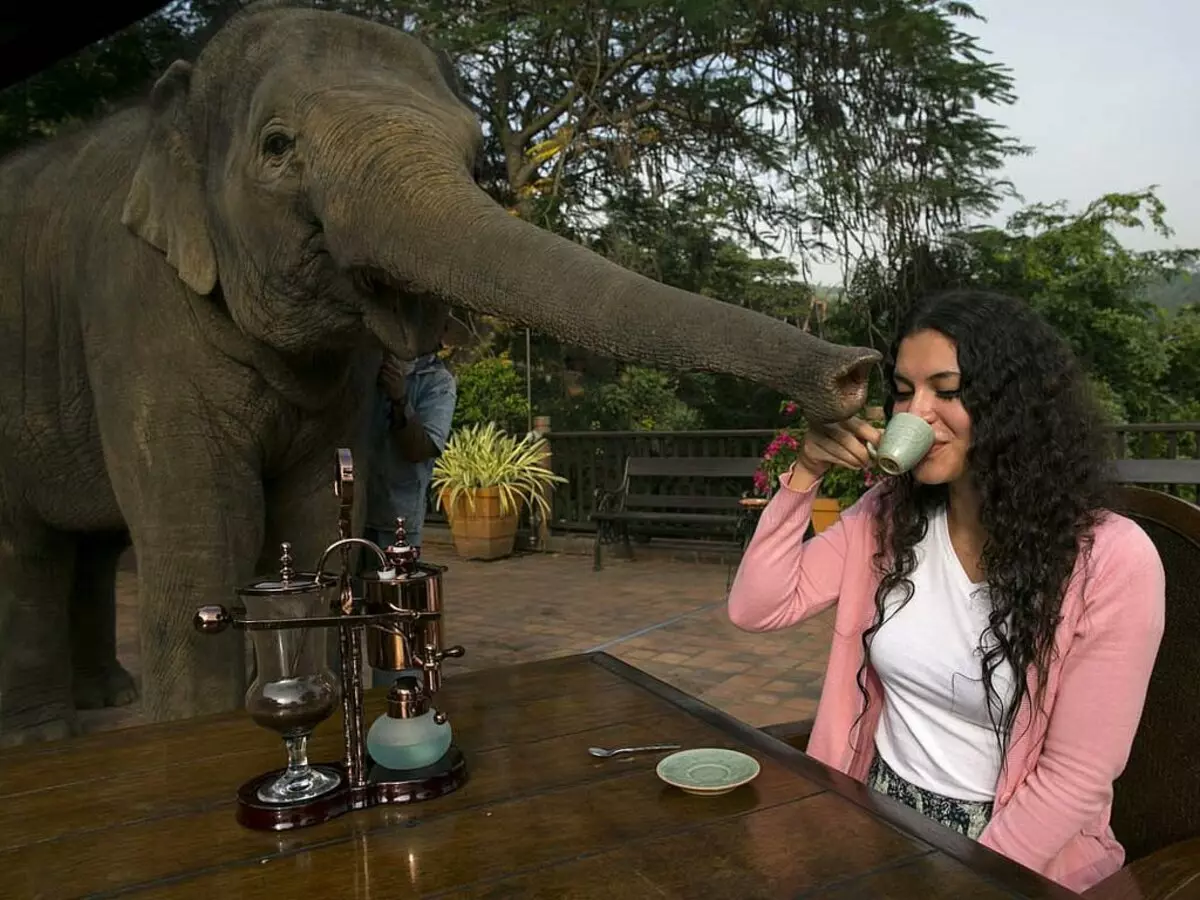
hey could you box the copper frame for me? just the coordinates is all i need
[193,449,468,831]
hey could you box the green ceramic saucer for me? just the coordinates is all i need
[656,748,761,796]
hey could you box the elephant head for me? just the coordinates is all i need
[121,0,879,422]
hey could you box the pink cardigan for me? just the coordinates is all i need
[728,474,1165,893]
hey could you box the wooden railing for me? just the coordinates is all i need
[1109,422,1200,463]
[544,430,774,532]
[531,423,1200,531]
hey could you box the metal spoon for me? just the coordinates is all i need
[587,743,681,758]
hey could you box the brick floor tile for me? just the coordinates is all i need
[712,660,751,674]
[748,692,783,706]
[783,697,819,715]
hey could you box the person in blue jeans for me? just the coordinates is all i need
[364,346,457,688]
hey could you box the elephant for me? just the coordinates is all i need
[0,0,879,746]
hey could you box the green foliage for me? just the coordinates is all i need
[1086,374,1129,426]
[819,465,878,508]
[451,354,530,435]
[356,0,1023,258]
[950,190,1199,421]
[0,1,221,157]
[754,401,879,505]
[1156,304,1200,424]
[24,1,1189,444]
[591,367,703,431]
[1143,269,1200,313]
[372,0,1023,431]
[829,188,1200,427]
[431,422,566,520]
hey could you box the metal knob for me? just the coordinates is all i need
[436,646,465,662]
[194,605,233,634]
[279,542,295,582]
[383,517,421,574]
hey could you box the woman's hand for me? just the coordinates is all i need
[790,416,883,486]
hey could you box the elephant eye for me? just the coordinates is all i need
[262,132,294,158]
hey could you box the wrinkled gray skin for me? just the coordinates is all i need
[0,0,878,745]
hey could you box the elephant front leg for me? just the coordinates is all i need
[121,462,266,725]
[0,519,79,747]
[259,438,373,690]
[70,531,138,710]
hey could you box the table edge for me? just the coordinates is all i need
[587,651,1081,900]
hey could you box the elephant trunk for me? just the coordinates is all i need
[319,155,878,422]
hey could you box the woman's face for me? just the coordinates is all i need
[890,328,972,485]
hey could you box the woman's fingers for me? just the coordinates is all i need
[807,418,876,470]
[807,431,865,471]
[830,427,873,469]
[842,416,884,448]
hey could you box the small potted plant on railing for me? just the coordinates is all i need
[754,401,879,534]
[431,422,567,560]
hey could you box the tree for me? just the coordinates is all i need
[954,189,1198,420]
[322,0,1025,430]
[451,353,531,434]
[829,188,1200,425]
[1141,267,1200,313]
[3,0,1027,433]
[365,0,1025,262]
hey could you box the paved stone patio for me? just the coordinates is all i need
[94,545,834,735]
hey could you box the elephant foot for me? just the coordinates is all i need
[73,664,139,710]
[0,709,79,749]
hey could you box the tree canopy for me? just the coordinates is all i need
[2,0,1193,434]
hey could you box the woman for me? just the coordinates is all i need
[728,289,1165,892]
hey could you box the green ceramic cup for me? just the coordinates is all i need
[867,412,935,475]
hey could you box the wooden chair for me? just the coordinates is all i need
[758,486,1200,897]
[1085,486,1200,897]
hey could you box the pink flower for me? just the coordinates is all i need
[753,470,769,494]
[784,401,798,416]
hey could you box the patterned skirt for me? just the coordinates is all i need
[867,753,994,840]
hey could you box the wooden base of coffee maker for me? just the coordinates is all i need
[235,744,469,831]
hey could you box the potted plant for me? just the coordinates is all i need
[754,402,879,534]
[431,422,567,560]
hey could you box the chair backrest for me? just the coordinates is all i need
[1109,486,1200,862]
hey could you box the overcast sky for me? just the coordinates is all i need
[809,0,1199,282]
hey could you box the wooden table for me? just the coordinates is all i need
[0,653,1082,899]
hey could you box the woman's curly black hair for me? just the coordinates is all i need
[854,289,1113,759]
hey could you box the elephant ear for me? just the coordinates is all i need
[121,60,218,296]
[432,49,464,100]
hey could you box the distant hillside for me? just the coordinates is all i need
[1142,270,1200,312]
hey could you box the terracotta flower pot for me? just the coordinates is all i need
[443,486,519,560]
[811,497,842,534]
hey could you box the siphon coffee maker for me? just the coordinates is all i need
[193,448,468,831]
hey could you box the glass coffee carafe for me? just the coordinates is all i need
[243,588,342,804]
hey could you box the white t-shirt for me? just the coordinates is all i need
[870,505,1017,803]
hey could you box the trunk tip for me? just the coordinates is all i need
[804,345,881,423]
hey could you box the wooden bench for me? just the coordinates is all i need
[591,456,761,570]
